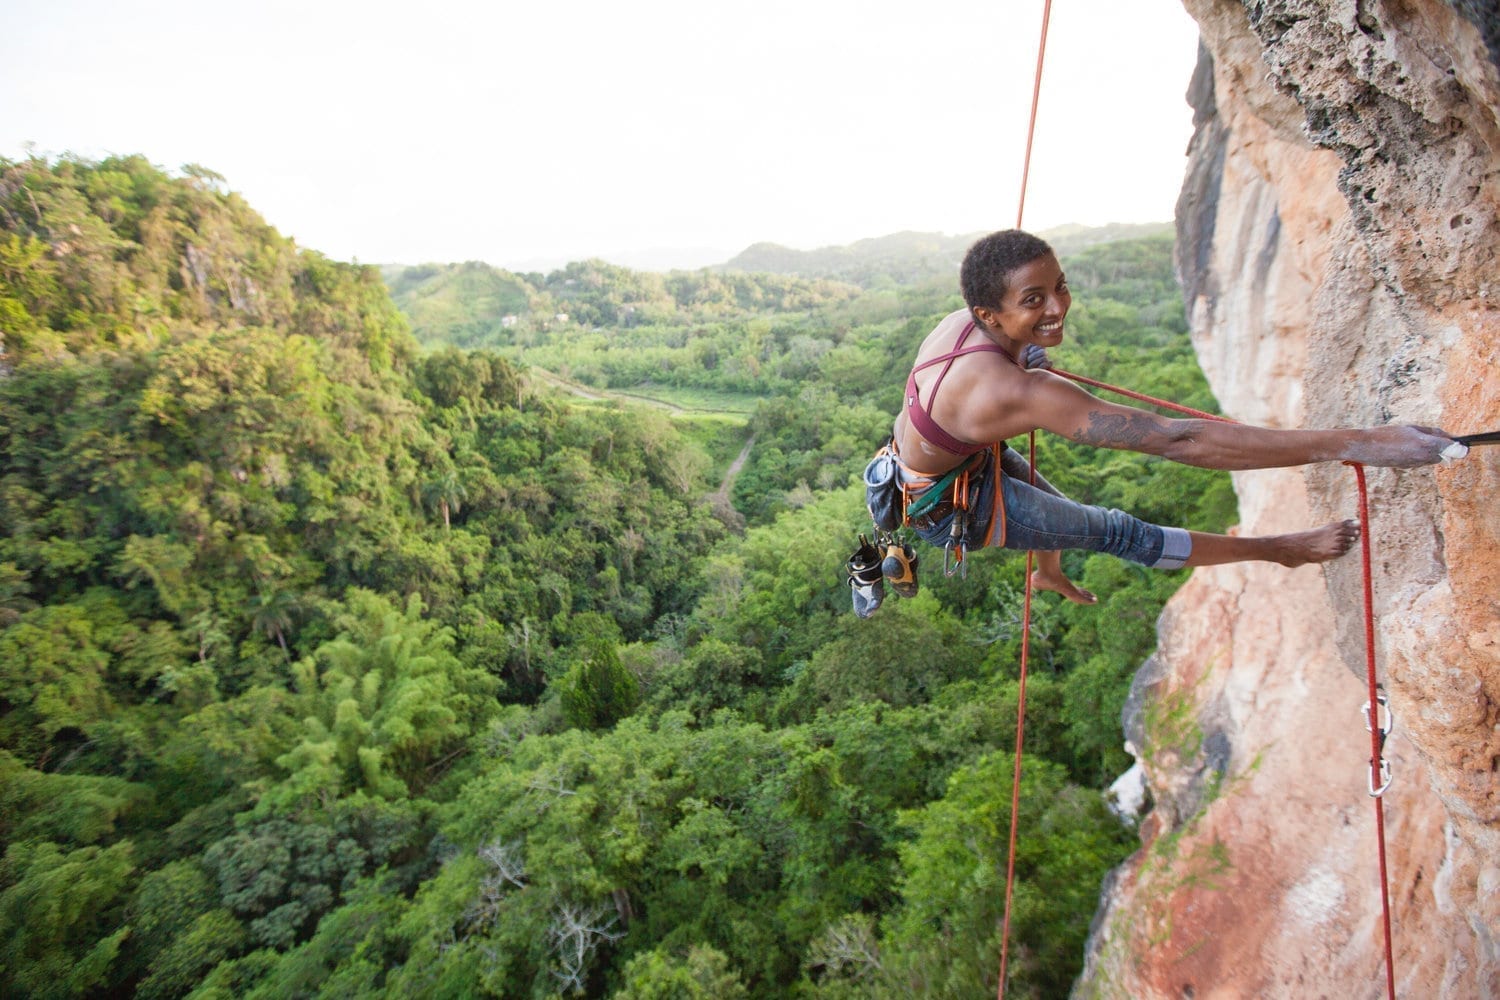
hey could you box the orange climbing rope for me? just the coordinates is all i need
[996,377,1229,995]
[998,367,1399,1000]
[996,3,1053,996]
[1013,0,1053,233]
[1349,461,1398,1000]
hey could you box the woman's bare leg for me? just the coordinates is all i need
[1182,520,1359,569]
[1032,549,1097,604]
[1019,516,1358,604]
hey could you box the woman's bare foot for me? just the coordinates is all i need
[1270,519,1361,567]
[1032,566,1098,604]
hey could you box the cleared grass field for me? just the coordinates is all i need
[614,384,762,415]
[529,368,754,481]
[530,368,761,418]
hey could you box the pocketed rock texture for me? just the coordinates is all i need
[1076,2,1499,998]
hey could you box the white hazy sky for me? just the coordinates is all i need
[3,0,1202,271]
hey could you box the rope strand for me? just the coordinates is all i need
[1015,0,1054,231]
[1349,461,1398,1000]
[1049,371,1398,999]
[997,435,1040,999]
[997,3,1054,995]
[1049,369,1232,422]
[993,4,1395,987]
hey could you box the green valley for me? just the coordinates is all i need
[0,153,1229,998]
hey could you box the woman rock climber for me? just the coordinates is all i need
[884,229,1459,605]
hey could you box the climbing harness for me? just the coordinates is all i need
[860,440,1000,583]
[902,446,996,576]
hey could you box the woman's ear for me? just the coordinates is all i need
[972,305,1000,330]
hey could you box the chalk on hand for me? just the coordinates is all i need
[1441,441,1469,462]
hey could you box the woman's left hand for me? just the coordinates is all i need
[1021,345,1053,370]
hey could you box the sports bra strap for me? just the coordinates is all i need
[905,322,1013,456]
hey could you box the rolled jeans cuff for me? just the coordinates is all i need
[1151,526,1193,569]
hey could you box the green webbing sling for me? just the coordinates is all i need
[904,450,986,519]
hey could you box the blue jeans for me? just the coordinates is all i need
[907,463,1191,569]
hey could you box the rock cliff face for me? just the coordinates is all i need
[1077,2,1500,997]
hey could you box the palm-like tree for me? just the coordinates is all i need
[423,469,467,530]
[248,587,300,659]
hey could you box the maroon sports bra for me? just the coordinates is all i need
[904,321,1013,456]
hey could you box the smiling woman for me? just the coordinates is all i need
[874,229,1460,604]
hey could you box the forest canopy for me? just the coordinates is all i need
[0,153,1230,998]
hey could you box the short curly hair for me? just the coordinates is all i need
[960,230,1055,312]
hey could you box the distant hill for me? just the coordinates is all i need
[382,257,862,349]
[382,222,1175,349]
[381,261,536,348]
[719,222,1173,287]
[720,230,978,287]
[1040,221,1175,257]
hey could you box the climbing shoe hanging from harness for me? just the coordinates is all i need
[848,531,921,616]
[847,533,885,618]
[881,537,919,598]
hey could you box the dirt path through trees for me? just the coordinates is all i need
[716,435,755,498]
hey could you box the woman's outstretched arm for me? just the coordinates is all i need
[1024,374,1456,470]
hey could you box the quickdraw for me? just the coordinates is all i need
[943,464,972,578]
[1363,688,1394,797]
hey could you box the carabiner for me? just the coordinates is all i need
[943,510,969,577]
[1362,691,1393,738]
[943,541,968,578]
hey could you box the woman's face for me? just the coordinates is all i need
[974,253,1071,350]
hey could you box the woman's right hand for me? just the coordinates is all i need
[1347,425,1461,467]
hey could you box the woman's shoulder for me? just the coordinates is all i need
[914,309,976,356]
[939,308,971,331]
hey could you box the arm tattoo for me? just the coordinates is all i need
[1077,410,1171,450]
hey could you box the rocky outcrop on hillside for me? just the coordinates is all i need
[1077,2,1499,997]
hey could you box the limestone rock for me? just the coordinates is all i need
[1077,2,1500,997]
